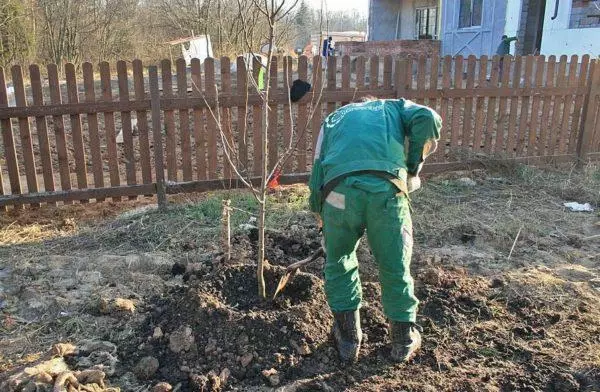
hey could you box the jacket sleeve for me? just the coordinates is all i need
[308,126,326,213]
[507,36,518,43]
[401,101,442,176]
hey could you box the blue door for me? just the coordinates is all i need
[441,0,507,57]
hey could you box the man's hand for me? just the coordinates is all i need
[407,175,421,193]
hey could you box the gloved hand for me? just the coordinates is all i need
[407,175,421,193]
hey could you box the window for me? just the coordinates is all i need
[416,7,439,39]
[459,0,483,28]
[569,0,600,29]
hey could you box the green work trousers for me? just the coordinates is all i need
[321,174,418,322]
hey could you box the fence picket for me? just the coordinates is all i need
[82,63,104,199]
[12,65,39,206]
[416,55,427,105]
[429,55,439,113]
[30,64,55,200]
[191,58,207,180]
[450,56,463,149]
[569,55,590,153]
[296,56,308,172]
[527,56,546,155]
[538,56,556,156]
[369,55,379,90]
[516,56,534,156]
[99,62,121,201]
[252,56,263,176]
[506,56,522,156]
[236,56,249,172]
[327,55,337,117]
[472,56,488,152]
[221,57,235,179]
[560,56,579,154]
[0,67,21,200]
[341,55,350,105]
[356,56,365,89]
[177,58,193,181]
[283,56,293,172]
[64,63,88,201]
[268,57,279,171]
[484,56,500,155]
[461,56,476,150]
[383,55,393,90]
[311,56,323,161]
[132,59,153,186]
[550,56,568,155]
[117,61,137,198]
[495,56,512,153]
[161,60,178,181]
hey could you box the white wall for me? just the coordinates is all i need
[541,0,600,56]
[505,0,522,37]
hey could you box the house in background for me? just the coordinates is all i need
[368,0,442,41]
[368,0,600,58]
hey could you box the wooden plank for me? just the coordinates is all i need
[495,56,512,154]
[221,57,234,179]
[450,56,463,149]
[527,56,546,155]
[311,55,323,161]
[132,59,153,186]
[516,56,535,156]
[428,55,440,113]
[236,56,249,172]
[472,56,488,152]
[161,59,178,181]
[99,61,121,201]
[0,183,156,208]
[268,56,278,171]
[461,56,476,150]
[416,55,427,105]
[29,64,55,201]
[327,55,337,116]
[341,55,351,105]
[12,65,39,206]
[149,66,167,207]
[176,58,192,181]
[483,56,500,154]
[82,62,104,199]
[252,56,263,176]
[0,67,21,198]
[383,55,393,90]
[296,56,308,172]
[47,64,72,199]
[537,55,556,156]
[439,55,453,159]
[577,60,600,161]
[282,56,293,172]
[64,63,88,201]
[356,56,366,90]
[569,55,590,154]
[506,55,523,156]
[369,55,379,90]
[550,56,568,155]
[191,58,207,180]
[117,60,137,198]
[559,56,580,154]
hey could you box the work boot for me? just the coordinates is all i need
[390,322,422,362]
[332,310,362,363]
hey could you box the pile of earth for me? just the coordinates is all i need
[112,253,600,391]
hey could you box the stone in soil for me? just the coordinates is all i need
[134,356,160,380]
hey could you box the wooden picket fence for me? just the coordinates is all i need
[1,54,599,209]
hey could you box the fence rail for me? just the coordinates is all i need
[1,54,599,209]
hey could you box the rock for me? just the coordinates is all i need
[169,326,195,353]
[205,338,218,354]
[240,352,254,367]
[153,327,164,339]
[422,268,442,286]
[75,369,106,388]
[457,177,477,187]
[262,368,280,386]
[52,343,77,357]
[77,340,117,355]
[134,356,160,380]
[237,333,249,346]
[114,298,136,313]
[152,382,173,392]
[290,339,311,356]
[219,368,231,385]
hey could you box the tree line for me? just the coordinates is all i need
[0,0,366,69]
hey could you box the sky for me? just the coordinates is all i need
[306,0,369,15]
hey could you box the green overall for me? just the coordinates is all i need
[308,99,442,322]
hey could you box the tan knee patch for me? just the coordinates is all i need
[402,225,413,250]
[325,191,345,210]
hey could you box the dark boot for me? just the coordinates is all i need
[332,310,362,363]
[390,322,422,362]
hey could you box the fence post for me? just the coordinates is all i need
[149,65,167,209]
[577,60,600,167]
